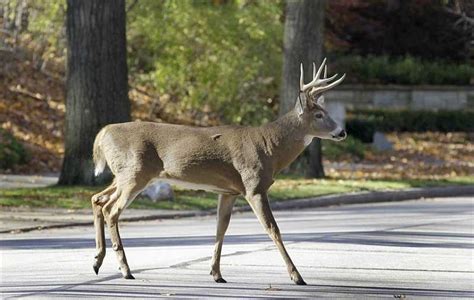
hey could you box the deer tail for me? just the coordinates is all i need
[93,128,107,176]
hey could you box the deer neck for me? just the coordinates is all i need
[258,110,311,174]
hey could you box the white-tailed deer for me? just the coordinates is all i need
[91,59,346,285]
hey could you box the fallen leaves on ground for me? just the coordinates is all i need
[326,132,473,180]
[0,51,64,174]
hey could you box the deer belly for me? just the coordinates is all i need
[158,178,236,194]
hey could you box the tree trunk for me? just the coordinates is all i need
[280,0,326,178]
[59,0,131,185]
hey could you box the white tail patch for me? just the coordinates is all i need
[94,160,106,176]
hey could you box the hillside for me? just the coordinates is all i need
[0,50,64,174]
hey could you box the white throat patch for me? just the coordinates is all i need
[304,135,313,146]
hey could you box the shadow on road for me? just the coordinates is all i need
[2,277,471,299]
[2,229,473,251]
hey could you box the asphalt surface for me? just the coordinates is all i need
[1,196,473,299]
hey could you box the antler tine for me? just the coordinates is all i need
[302,59,345,94]
[300,63,304,91]
[315,57,326,80]
[317,73,339,85]
[310,74,346,95]
[301,58,327,91]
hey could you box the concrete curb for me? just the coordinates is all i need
[3,185,474,234]
[268,185,474,210]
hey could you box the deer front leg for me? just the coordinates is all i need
[91,181,117,275]
[210,194,237,283]
[246,192,306,285]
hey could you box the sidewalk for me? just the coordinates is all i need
[0,207,197,234]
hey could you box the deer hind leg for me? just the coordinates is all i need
[246,192,306,285]
[210,194,237,283]
[102,178,147,279]
[91,180,118,275]
[92,179,117,206]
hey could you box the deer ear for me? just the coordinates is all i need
[295,92,306,116]
[317,95,325,106]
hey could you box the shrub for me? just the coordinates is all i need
[346,109,474,141]
[0,129,29,170]
[323,136,366,161]
[332,55,474,85]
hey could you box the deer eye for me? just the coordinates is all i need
[315,112,324,119]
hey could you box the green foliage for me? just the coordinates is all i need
[18,0,66,60]
[127,0,283,125]
[347,109,474,139]
[0,129,29,170]
[322,136,367,161]
[333,55,474,85]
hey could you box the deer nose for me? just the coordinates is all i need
[338,129,347,139]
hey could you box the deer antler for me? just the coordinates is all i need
[299,58,345,95]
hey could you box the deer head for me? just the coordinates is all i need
[295,58,346,142]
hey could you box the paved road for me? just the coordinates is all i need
[1,197,473,299]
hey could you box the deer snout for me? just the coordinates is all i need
[337,129,347,139]
[330,128,347,141]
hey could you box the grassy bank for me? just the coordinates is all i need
[0,176,472,211]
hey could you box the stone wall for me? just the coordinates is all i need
[325,85,474,110]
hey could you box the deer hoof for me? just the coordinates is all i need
[93,259,103,275]
[293,277,306,285]
[124,273,135,280]
[291,271,306,285]
[215,277,227,283]
[210,270,226,283]
[93,252,105,275]
[294,278,307,285]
